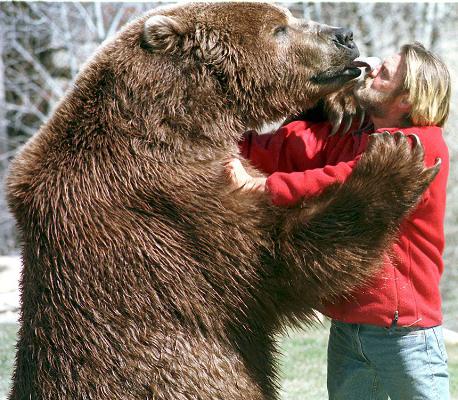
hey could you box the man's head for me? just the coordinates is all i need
[401,42,451,126]
[354,42,451,127]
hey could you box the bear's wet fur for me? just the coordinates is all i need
[6,3,439,399]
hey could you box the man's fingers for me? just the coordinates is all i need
[225,158,240,173]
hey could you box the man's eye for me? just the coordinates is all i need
[274,26,288,37]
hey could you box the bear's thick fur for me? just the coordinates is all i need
[7,3,439,399]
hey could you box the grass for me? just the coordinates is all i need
[448,344,458,398]
[0,322,456,399]
[0,324,16,399]
[278,324,329,399]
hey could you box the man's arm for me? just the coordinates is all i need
[239,120,332,175]
[227,157,359,207]
[266,159,358,206]
[233,121,363,206]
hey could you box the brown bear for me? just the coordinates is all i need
[6,3,439,400]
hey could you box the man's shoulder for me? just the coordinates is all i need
[386,126,448,164]
[373,126,445,145]
[405,126,447,152]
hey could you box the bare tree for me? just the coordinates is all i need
[0,2,162,253]
[0,20,7,169]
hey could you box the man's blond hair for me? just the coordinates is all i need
[401,42,451,127]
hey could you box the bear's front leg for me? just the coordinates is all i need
[273,131,440,313]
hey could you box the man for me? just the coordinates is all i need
[227,42,451,399]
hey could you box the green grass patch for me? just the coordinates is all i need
[0,322,456,399]
[0,323,17,398]
[448,342,458,397]
[278,323,329,399]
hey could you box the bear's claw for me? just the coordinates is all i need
[407,133,421,147]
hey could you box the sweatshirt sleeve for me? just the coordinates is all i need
[239,120,332,175]
[266,158,360,207]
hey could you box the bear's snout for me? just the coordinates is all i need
[333,28,356,51]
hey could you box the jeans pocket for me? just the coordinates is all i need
[432,326,448,363]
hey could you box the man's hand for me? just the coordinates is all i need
[225,158,267,193]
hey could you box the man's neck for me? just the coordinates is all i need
[371,115,409,131]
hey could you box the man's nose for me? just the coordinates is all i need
[369,66,380,78]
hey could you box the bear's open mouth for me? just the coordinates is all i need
[311,66,361,84]
[311,59,374,85]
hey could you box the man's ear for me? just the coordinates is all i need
[143,15,185,52]
[397,94,412,112]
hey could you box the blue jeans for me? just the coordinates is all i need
[327,320,450,400]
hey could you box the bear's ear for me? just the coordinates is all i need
[143,15,184,52]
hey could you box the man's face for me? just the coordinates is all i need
[354,53,406,118]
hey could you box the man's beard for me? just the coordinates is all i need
[353,78,399,119]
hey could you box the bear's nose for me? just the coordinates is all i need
[334,28,355,49]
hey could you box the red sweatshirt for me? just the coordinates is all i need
[240,120,449,328]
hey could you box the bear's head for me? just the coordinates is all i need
[64,2,361,149]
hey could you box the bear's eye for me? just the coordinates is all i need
[273,26,288,37]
